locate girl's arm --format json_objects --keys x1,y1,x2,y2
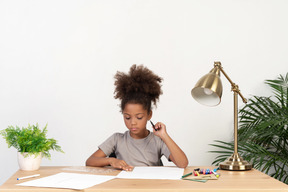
[
  {"x1": 86, "y1": 149, "x2": 133, "y2": 171},
  {"x1": 153, "y1": 122, "x2": 189, "y2": 168}
]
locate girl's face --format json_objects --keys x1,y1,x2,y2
[{"x1": 123, "y1": 103, "x2": 152, "y2": 139}]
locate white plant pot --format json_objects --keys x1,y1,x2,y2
[{"x1": 17, "y1": 152, "x2": 42, "y2": 171}]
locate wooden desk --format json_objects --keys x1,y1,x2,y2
[{"x1": 1, "y1": 166, "x2": 288, "y2": 192}]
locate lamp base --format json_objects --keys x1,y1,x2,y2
[{"x1": 219, "y1": 152, "x2": 252, "y2": 171}]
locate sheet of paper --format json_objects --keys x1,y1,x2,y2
[
  {"x1": 116, "y1": 166, "x2": 184, "y2": 180},
  {"x1": 16, "y1": 172, "x2": 115, "y2": 190}
]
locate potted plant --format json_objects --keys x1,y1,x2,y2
[
  {"x1": 209, "y1": 73, "x2": 288, "y2": 184},
  {"x1": 0, "y1": 123, "x2": 64, "y2": 171}
]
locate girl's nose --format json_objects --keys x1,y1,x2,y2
[{"x1": 131, "y1": 118, "x2": 136, "y2": 125}]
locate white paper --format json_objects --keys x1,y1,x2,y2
[
  {"x1": 116, "y1": 166, "x2": 184, "y2": 180},
  {"x1": 16, "y1": 172, "x2": 115, "y2": 190}
]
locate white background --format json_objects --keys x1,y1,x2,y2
[{"x1": 1, "y1": 0, "x2": 287, "y2": 185}]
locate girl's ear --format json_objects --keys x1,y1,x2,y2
[{"x1": 148, "y1": 110, "x2": 153, "y2": 120}]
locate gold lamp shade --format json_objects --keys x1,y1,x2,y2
[{"x1": 191, "y1": 67, "x2": 223, "y2": 106}]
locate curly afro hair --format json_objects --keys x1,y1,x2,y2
[{"x1": 114, "y1": 64, "x2": 163, "y2": 112}]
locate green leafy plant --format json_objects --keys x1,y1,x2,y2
[
  {"x1": 210, "y1": 73, "x2": 288, "y2": 184},
  {"x1": 0, "y1": 124, "x2": 64, "y2": 159}
]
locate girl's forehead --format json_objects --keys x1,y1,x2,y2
[{"x1": 123, "y1": 103, "x2": 146, "y2": 114}]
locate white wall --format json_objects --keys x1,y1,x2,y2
[{"x1": 1, "y1": 0, "x2": 287, "y2": 185}]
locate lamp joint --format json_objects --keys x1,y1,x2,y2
[
  {"x1": 214, "y1": 61, "x2": 222, "y2": 68},
  {"x1": 231, "y1": 83, "x2": 240, "y2": 93}
]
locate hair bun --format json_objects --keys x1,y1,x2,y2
[{"x1": 114, "y1": 64, "x2": 163, "y2": 109}]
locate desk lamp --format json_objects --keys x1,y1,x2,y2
[{"x1": 191, "y1": 61, "x2": 252, "y2": 171}]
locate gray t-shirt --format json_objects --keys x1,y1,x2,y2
[{"x1": 99, "y1": 131, "x2": 171, "y2": 166}]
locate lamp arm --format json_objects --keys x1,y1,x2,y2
[{"x1": 214, "y1": 62, "x2": 247, "y2": 104}]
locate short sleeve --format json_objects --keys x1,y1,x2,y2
[
  {"x1": 98, "y1": 133, "x2": 118, "y2": 156},
  {"x1": 161, "y1": 140, "x2": 171, "y2": 161}
]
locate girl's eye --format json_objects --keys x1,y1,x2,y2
[
  {"x1": 125, "y1": 117, "x2": 131, "y2": 120},
  {"x1": 137, "y1": 117, "x2": 143, "y2": 120}
]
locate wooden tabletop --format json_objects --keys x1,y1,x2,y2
[{"x1": 1, "y1": 166, "x2": 288, "y2": 192}]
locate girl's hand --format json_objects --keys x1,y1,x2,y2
[
  {"x1": 109, "y1": 158, "x2": 134, "y2": 171},
  {"x1": 152, "y1": 122, "x2": 168, "y2": 138}
]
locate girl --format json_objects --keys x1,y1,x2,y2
[{"x1": 86, "y1": 65, "x2": 188, "y2": 171}]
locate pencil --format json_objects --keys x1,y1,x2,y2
[
  {"x1": 182, "y1": 172, "x2": 193, "y2": 178},
  {"x1": 17, "y1": 174, "x2": 40, "y2": 180},
  {"x1": 150, "y1": 120, "x2": 158, "y2": 131}
]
